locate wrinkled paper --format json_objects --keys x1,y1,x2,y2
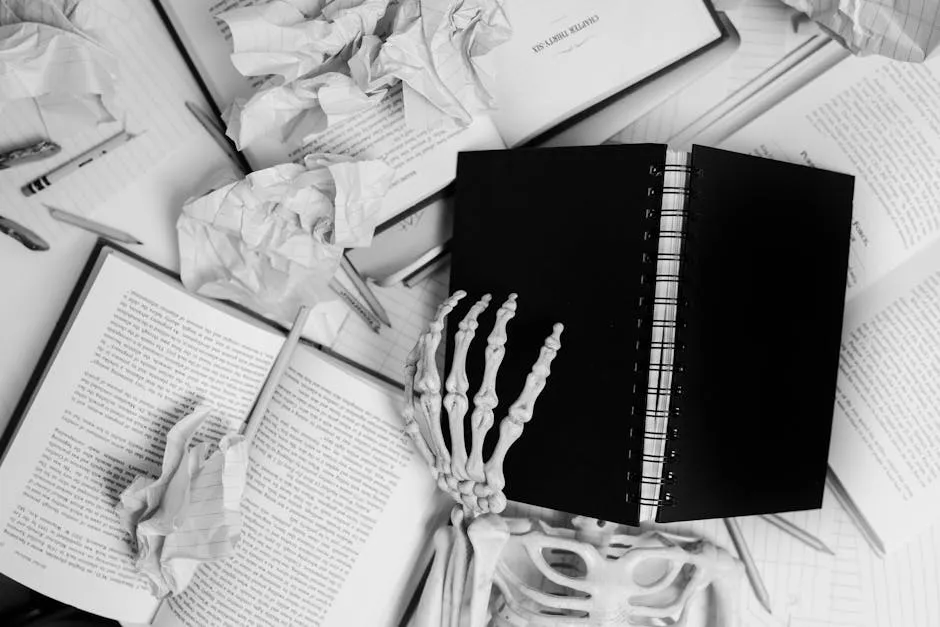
[
  {"x1": 784, "y1": 0, "x2": 940, "y2": 61},
  {"x1": 177, "y1": 154, "x2": 395, "y2": 325},
  {"x1": 0, "y1": 0, "x2": 118, "y2": 135},
  {"x1": 221, "y1": 0, "x2": 510, "y2": 149},
  {"x1": 116, "y1": 408, "x2": 248, "y2": 597}
]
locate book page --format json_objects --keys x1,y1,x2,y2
[
  {"x1": 828, "y1": 237, "x2": 940, "y2": 552},
  {"x1": 0, "y1": 0, "x2": 212, "y2": 246},
  {"x1": 154, "y1": 345, "x2": 448, "y2": 627},
  {"x1": 721, "y1": 53, "x2": 940, "y2": 297},
  {"x1": 491, "y1": 0, "x2": 721, "y2": 146},
  {"x1": 0, "y1": 251, "x2": 282, "y2": 623},
  {"x1": 157, "y1": 0, "x2": 505, "y2": 223}
]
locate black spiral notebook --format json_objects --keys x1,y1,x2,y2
[{"x1": 447, "y1": 144, "x2": 855, "y2": 524}]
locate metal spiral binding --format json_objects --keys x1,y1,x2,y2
[{"x1": 629, "y1": 153, "x2": 697, "y2": 517}]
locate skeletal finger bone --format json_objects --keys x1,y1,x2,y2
[
  {"x1": 466, "y1": 294, "x2": 518, "y2": 484},
  {"x1": 403, "y1": 291, "x2": 564, "y2": 519},
  {"x1": 444, "y1": 294, "x2": 492, "y2": 482},
  {"x1": 403, "y1": 335, "x2": 437, "y2": 475},
  {"x1": 413, "y1": 290, "x2": 466, "y2": 472},
  {"x1": 484, "y1": 323, "x2": 564, "y2": 513}
]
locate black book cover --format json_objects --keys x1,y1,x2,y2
[
  {"x1": 659, "y1": 145, "x2": 854, "y2": 522},
  {"x1": 449, "y1": 144, "x2": 854, "y2": 524},
  {"x1": 450, "y1": 144, "x2": 668, "y2": 524}
]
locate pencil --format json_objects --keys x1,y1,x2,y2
[
  {"x1": 185, "y1": 101, "x2": 246, "y2": 175},
  {"x1": 723, "y1": 517, "x2": 772, "y2": 614},
  {"x1": 760, "y1": 514, "x2": 835, "y2": 555},
  {"x1": 329, "y1": 277, "x2": 381, "y2": 333},
  {"x1": 44, "y1": 205, "x2": 142, "y2": 245},
  {"x1": 242, "y1": 305, "x2": 311, "y2": 444},
  {"x1": 341, "y1": 254, "x2": 391, "y2": 327}
]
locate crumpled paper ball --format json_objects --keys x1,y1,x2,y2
[
  {"x1": 221, "y1": 0, "x2": 511, "y2": 150},
  {"x1": 0, "y1": 0, "x2": 118, "y2": 135},
  {"x1": 783, "y1": 0, "x2": 940, "y2": 61},
  {"x1": 177, "y1": 154, "x2": 395, "y2": 325},
  {"x1": 116, "y1": 408, "x2": 248, "y2": 597}
]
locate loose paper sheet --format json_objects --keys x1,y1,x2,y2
[
  {"x1": 116, "y1": 408, "x2": 249, "y2": 598},
  {"x1": 783, "y1": 0, "x2": 940, "y2": 61},
  {"x1": 0, "y1": 0, "x2": 118, "y2": 137},
  {"x1": 177, "y1": 154, "x2": 395, "y2": 326},
  {"x1": 0, "y1": 0, "x2": 214, "y2": 250}
]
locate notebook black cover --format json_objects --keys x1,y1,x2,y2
[
  {"x1": 450, "y1": 144, "x2": 668, "y2": 524},
  {"x1": 450, "y1": 144, "x2": 854, "y2": 524},
  {"x1": 659, "y1": 145, "x2": 854, "y2": 522}
]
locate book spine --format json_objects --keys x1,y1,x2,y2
[{"x1": 631, "y1": 151, "x2": 694, "y2": 522}]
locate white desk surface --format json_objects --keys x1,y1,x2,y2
[{"x1": 0, "y1": 2, "x2": 931, "y2": 627}]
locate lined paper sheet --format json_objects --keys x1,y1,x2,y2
[
  {"x1": 855, "y1": 521, "x2": 940, "y2": 626},
  {"x1": 328, "y1": 268, "x2": 451, "y2": 385},
  {"x1": 612, "y1": 0, "x2": 814, "y2": 144},
  {"x1": 0, "y1": 2, "x2": 116, "y2": 121},
  {"x1": 0, "y1": 0, "x2": 209, "y2": 247}
]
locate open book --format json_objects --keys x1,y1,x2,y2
[
  {"x1": 0, "y1": 243, "x2": 447, "y2": 624},
  {"x1": 722, "y1": 52, "x2": 940, "y2": 555},
  {"x1": 155, "y1": 0, "x2": 725, "y2": 224}
]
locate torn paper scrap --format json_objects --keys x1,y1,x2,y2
[
  {"x1": 782, "y1": 0, "x2": 940, "y2": 61},
  {"x1": 116, "y1": 408, "x2": 248, "y2": 597},
  {"x1": 0, "y1": 0, "x2": 119, "y2": 136},
  {"x1": 220, "y1": 0, "x2": 512, "y2": 149},
  {"x1": 177, "y1": 154, "x2": 395, "y2": 325}
]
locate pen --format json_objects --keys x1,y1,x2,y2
[
  {"x1": 723, "y1": 517, "x2": 772, "y2": 614},
  {"x1": 185, "y1": 101, "x2": 246, "y2": 175},
  {"x1": 760, "y1": 514, "x2": 835, "y2": 555},
  {"x1": 341, "y1": 254, "x2": 392, "y2": 327},
  {"x1": 22, "y1": 130, "x2": 137, "y2": 196},
  {"x1": 0, "y1": 140, "x2": 61, "y2": 169},
  {"x1": 329, "y1": 277, "x2": 381, "y2": 334},
  {"x1": 44, "y1": 205, "x2": 142, "y2": 245},
  {"x1": 0, "y1": 215, "x2": 49, "y2": 251}
]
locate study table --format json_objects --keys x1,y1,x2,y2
[{"x1": 1, "y1": 3, "x2": 938, "y2": 627}]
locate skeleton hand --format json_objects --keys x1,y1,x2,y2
[{"x1": 403, "y1": 291, "x2": 563, "y2": 517}]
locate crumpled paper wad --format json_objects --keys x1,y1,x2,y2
[
  {"x1": 0, "y1": 0, "x2": 118, "y2": 135},
  {"x1": 221, "y1": 0, "x2": 511, "y2": 150},
  {"x1": 177, "y1": 154, "x2": 395, "y2": 325},
  {"x1": 116, "y1": 408, "x2": 248, "y2": 597},
  {"x1": 783, "y1": 0, "x2": 940, "y2": 61}
]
